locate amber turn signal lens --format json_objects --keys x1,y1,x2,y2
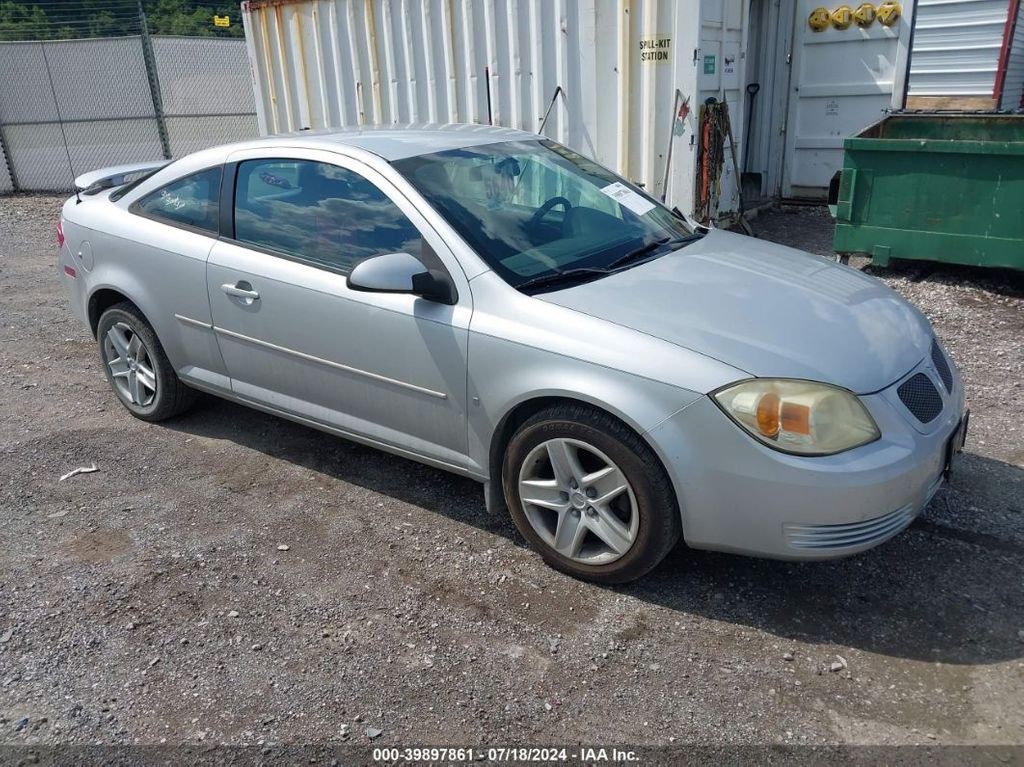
[
  {"x1": 756, "y1": 392, "x2": 781, "y2": 437},
  {"x1": 781, "y1": 401, "x2": 811, "y2": 435}
]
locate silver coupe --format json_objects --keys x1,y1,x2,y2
[{"x1": 58, "y1": 125, "x2": 967, "y2": 582}]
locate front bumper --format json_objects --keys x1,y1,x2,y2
[{"x1": 647, "y1": 354, "x2": 965, "y2": 560}]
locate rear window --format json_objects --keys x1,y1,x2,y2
[
  {"x1": 109, "y1": 168, "x2": 161, "y2": 202},
  {"x1": 134, "y1": 167, "x2": 222, "y2": 234}
]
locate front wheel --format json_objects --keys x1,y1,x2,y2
[
  {"x1": 502, "y1": 404, "x2": 681, "y2": 583},
  {"x1": 96, "y1": 302, "x2": 195, "y2": 421}
]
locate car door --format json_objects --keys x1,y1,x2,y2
[{"x1": 205, "y1": 148, "x2": 473, "y2": 472}]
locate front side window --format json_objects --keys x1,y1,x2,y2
[
  {"x1": 394, "y1": 140, "x2": 698, "y2": 293},
  {"x1": 135, "y1": 167, "x2": 222, "y2": 234},
  {"x1": 233, "y1": 159, "x2": 422, "y2": 273}
]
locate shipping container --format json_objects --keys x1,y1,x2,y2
[
  {"x1": 240, "y1": 0, "x2": 915, "y2": 218},
  {"x1": 779, "y1": 0, "x2": 912, "y2": 197}
]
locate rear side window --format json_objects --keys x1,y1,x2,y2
[
  {"x1": 135, "y1": 167, "x2": 222, "y2": 234},
  {"x1": 232, "y1": 159, "x2": 422, "y2": 273}
]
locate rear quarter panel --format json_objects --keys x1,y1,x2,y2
[
  {"x1": 62, "y1": 194, "x2": 228, "y2": 390},
  {"x1": 59, "y1": 197, "x2": 88, "y2": 326}
]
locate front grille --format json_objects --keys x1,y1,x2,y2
[
  {"x1": 784, "y1": 504, "x2": 916, "y2": 550},
  {"x1": 931, "y1": 340, "x2": 953, "y2": 392},
  {"x1": 898, "y1": 373, "x2": 943, "y2": 423}
]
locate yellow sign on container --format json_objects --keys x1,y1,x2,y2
[
  {"x1": 876, "y1": 1, "x2": 901, "y2": 25},
  {"x1": 830, "y1": 5, "x2": 853, "y2": 29},
  {"x1": 808, "y1": 7, "x2": 831, "y2": 30},
  {"x1": 854, "y1": 3, "x2": 876, "y2": 26}
]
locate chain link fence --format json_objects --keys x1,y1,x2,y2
[
  {"x1": 0, "y1": 140, "x2": 13, "y2": 193},
  {"x1": 0, "y1": 33, "x2": 256, "y2": 192},
  {"x1": 152, "y1": 37, "x2": 257, "y2": 157}
]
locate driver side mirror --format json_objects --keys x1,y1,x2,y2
[{"x1": 346, "y1": 252, "x2": 457, "y2": 305}]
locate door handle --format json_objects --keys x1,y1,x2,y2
[{"x1": 221, "y1": 282, "x2": 260, "y2": 302}]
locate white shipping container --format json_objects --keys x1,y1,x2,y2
[
  {"x1": 782, "y1": 0, "x2": 912, "y2": 196},
  {"x1": 241, "y1": 0, "x2": 750, "y2": 218},
  {"x1": 240, "y1": 0, "x2": 916, "y2": 215}
]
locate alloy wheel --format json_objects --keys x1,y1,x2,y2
[
  {"x1": 517, "y1": 437, "x2": 639, "y2": 565},
  {"x1": 103, "y1": 321, "x2": 157, "y2": 407}
]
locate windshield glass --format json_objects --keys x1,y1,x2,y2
[{"x1": 393, "y1": 139, "x2": 696, "y2": 292}]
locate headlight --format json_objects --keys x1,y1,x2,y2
[{"x1": 712, "y1": 379, "x2": 880, "y2": 456}]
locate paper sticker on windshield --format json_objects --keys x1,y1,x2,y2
[{"x1": 600, "y1": 182, "x2": 655, "y2": 216}]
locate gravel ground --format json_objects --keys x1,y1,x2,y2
[{"x1": 1, "y1": 195, "x2": 1022, "y2": 750}]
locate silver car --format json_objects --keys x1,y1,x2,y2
[{"x1": 58, "y1": 124, "x2": 968, "y2": 583}]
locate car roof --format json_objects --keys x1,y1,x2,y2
[{"x1": 234, "y1": 123, "x2": 540, "y2": 161}]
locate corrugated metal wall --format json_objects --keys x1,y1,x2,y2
[
  {"x1": 908, "y1": 0, "x2": 1010, "y2": 97},
  {"x1": 241, "y1": 0, "x2": 746, "y2": 216},
  {"x1": 1000, "y1": 1, "x2": 1024, "y2": 108}
]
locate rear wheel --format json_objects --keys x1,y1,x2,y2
[
  {"x1": 502, "y1": 404, "x2": 681, "y2": 583},
  {"x1": 96, "y1": 303, "x2": 195, "y2": 421}
]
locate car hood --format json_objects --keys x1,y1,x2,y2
[{"x1": 539, "y1": 229, "x2": 933, "y2": 394}]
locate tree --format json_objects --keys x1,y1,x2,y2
[
  {"x1": 147, "y1": 0, "x2": 243, "y2": 37},
  {"x1": 0, "y1": 1, "x2": 51, "y2": 40}
]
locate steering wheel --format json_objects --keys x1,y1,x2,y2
[{"x1": 527, "y1": 196, "x2": 573, "y2": 230}]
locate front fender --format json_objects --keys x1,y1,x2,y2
[
  {"x1": 466, "y1": 330, "x2": 703, "y2": 483},
  {"x1": 464, "y1": 272, "x2": 745, "y2": 481}
]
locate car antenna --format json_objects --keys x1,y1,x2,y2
[{"x1": 38, "y1": 42, "x2": 80, "y2": 203}]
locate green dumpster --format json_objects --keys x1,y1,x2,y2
[{"x1": 830, "y1": 113, "x2": 1024, "y2": 270}]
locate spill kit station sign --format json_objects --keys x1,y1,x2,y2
[{"x1": 639, "y1": 37, "x2": 672, "y2": 63}]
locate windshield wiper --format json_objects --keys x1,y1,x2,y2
[
  {"x1": 606, "y1": 233, "x2": 703, "y2": 271},
  {"x1": 516, "y1": 266, "x2": 612, "y2": 294},
  {"x1": 516, "y1": 232, "x2": 704, "y2": 295}
]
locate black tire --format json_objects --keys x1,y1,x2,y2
[
  {"x1": 96, "y1": 302, "x2": 195, "y2": 422},
  {"x1": 502, "y1": 403, "x2": 681, "y2": 584}
]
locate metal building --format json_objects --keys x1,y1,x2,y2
[
  {"x1": 906, "y1": 0, "x2": 1022, "y2": 110},
  {"x1": 998, "y1": 0, "x2": 1024, "y2": 109}
]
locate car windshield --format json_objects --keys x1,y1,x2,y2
[{"x1": 393, "y1": 139, "x2": 698, "y2": 293}]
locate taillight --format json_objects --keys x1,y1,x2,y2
[{"x1": 56, "y1": 220, "x2": 65, "y2": 249}]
